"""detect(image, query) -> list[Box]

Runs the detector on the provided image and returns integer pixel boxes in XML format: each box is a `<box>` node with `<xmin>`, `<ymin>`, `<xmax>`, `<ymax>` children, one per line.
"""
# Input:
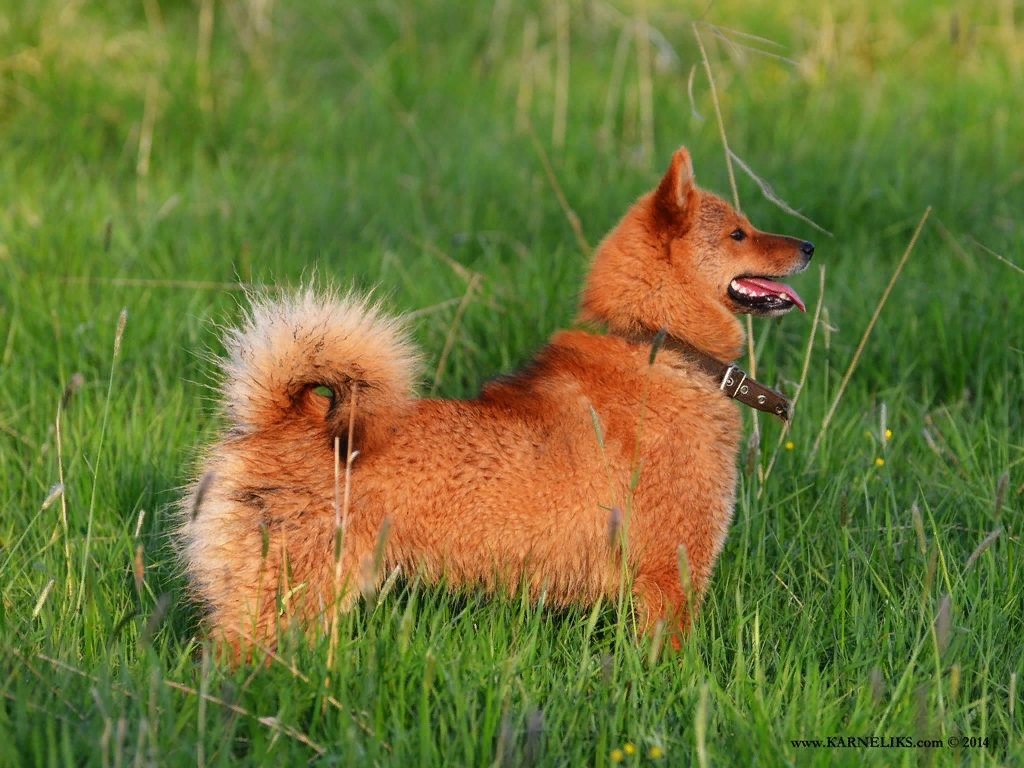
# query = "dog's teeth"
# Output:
<box><xmin>731</xmin><ymin>281</ymin><xmax>758</xmax><ymax>297</ymax></box>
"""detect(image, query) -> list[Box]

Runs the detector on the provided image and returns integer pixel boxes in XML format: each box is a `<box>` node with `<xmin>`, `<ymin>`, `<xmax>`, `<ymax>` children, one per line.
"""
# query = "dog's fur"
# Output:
<box><xmin>179</xmin><ymin>147</ymin><xmax>812</xmax><ymax>657</ymax></box>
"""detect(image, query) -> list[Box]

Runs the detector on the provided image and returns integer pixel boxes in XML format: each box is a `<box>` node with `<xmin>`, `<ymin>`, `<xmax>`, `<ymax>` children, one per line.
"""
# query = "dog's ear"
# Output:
<box><xmin>653</xmin><ymin>146</ymin><xmax>699</xmax><ymax>227</ymax></box>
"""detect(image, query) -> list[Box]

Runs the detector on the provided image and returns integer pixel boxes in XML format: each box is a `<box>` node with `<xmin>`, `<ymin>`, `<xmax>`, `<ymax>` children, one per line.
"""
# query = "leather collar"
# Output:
<box><xmin>616</xmin><ymin>329</ymin><xmax>792</xmax><ymax>422</ymax></box>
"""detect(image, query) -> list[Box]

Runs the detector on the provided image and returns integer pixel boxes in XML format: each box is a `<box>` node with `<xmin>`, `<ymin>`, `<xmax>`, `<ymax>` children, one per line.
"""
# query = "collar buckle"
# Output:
<box><xmin>719</xmin><ymin>365</ymin><xmax>749</xmax><ymax>399</ymax></box>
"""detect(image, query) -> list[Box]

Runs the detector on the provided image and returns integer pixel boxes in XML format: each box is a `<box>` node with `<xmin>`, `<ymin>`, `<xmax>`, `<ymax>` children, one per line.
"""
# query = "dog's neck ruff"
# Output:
<box><xmin>618</xmin><ymin>329</ymin><xmax>792</xmax><ymax>422</ymax></box>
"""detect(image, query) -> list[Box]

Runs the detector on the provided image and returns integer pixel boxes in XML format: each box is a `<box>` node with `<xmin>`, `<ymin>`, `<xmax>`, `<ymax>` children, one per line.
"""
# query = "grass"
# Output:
<box><xmin>1</xmin><ymin>0</ymin><xmax>1022</xmax><ymax>764</ymax></box>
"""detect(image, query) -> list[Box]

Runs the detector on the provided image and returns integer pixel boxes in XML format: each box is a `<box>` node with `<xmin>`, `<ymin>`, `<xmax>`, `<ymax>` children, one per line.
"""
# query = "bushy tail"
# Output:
<box><xmin>220</xmin><ymin>287</ymin><xmax>421</xmax><ymax>444</ymax></box>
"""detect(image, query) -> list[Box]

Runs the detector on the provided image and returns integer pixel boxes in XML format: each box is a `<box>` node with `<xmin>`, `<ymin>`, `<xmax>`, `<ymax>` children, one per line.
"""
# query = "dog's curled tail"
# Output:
<box><xmin>221</xmin><ymin>287</ymin><xmax>421</xmax><ymax>446</ymax></box>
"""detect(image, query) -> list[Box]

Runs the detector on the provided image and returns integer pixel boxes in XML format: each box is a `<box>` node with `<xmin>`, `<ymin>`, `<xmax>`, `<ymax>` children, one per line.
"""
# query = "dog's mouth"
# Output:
<box><xmin>728</xmin><ymin>276</ymin><xmax>806</xmax><ymax>315</ymax></box>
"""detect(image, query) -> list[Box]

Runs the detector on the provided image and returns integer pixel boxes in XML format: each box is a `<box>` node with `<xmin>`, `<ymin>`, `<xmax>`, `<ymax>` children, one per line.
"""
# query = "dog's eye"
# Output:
<box><xmin>730</xmin><ymin>229</ymin><xmax>746</xmax><ymax>241</ymax></box>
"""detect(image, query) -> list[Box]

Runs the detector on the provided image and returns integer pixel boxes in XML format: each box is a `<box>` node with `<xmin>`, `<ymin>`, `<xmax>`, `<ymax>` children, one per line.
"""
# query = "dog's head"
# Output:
<box><xmin>581</xmin><ymin>146</ymin><xmax>813</xmax><ymax>361</ymax></box>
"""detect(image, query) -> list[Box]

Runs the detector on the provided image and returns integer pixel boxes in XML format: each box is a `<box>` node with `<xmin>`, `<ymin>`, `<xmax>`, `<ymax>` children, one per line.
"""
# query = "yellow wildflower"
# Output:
<box><xmin>649</xmin><ymin>745</ymin><xmax>664</xmax><ymax>759</ymax></box>
<box><xmin>874</xmin><ymin>457</ymin><xmax>884</xmax><ymax>467</ymax></box>
<box><xmin>623</xmin><ymin>743</ymin><xmax>635</xmax><ymax>755</ymax></box>
<box><xmin>785</xmin><ymin>441</ymin><xmax>794</xmax><ymax>450</ymax></box>
<box><xmin>610</xmin><ymin>748</ymin><xmax>624</xmax><ymax>762</ymax></box>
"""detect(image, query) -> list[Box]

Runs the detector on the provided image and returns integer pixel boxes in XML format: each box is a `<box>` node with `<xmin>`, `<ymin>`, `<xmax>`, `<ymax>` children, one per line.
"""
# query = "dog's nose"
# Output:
<box><xmin>800</xmin><ymin>241</ymin><xmax>815</xmax><ymax>257</ymax></box>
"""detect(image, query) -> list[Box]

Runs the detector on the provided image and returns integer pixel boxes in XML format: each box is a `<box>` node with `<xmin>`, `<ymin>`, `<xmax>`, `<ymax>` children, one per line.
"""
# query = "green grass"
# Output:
<box><xmin>2</xmin><ymin>0</ymin><xmax>1022</xmax><ymax>764</ymax></box>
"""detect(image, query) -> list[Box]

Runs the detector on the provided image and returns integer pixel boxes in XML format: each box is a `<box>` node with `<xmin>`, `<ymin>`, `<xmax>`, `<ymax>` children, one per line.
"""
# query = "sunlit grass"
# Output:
<box><xmin>1</xmin><ymin>0</ymin><xmax>1021</xmax><ymax>765</ymax></box>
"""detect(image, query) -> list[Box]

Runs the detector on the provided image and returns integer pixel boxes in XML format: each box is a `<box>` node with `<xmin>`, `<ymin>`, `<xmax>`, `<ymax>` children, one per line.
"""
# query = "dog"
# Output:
<box><xmin>179</xmin><ymin>146</ymin><xmax>813</xmax><ymax>657</ymax></box>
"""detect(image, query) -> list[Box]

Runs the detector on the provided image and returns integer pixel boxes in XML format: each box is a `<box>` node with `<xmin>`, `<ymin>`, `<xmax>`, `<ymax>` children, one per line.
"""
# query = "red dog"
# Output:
<box><xmin>180</xmin><ymin>146</ymin><xmax>813</xmax><ymax>657</ymax></box>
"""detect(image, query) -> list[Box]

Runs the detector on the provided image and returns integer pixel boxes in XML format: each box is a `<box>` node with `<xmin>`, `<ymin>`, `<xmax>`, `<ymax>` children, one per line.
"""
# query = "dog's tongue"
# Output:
<box><xmin>735</xmin><ymin>277</ymin><xmax>806</xmax><ymax>312</ymax></box>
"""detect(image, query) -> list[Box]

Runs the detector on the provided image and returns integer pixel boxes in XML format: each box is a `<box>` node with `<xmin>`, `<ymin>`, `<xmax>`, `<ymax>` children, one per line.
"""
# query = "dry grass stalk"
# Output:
<box><xmin>527</xmin><ymin>125</ymin><xmax>592</xmax><ymax>258</ymax></box>
<box><xmin>430</xmin><ymin>274</ymin><xmax>481</xmax><ymax>396</ymax></box>
<box><xmin>635</xmin><ymin>1</ymin><xmax>654</xmax><ymax>162</ymax></box>
<box><xmin>807</xmin><ymin>207</ymin><xmax>931</xmax><ymax>466</ymax></box>
<box><xmin>759</xmin><ymin>265</ymin><xmax>826</xmax><ymax>494</ymax></box>
<box><xmin>552</xmin><ymin>0</ymin><xmax>570</xmax><ymax>151</ymax></box>
<box><xmin>515</xmin><ymin>16</ymin><xmax>539</xmax><ymax>132</ymax></box>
